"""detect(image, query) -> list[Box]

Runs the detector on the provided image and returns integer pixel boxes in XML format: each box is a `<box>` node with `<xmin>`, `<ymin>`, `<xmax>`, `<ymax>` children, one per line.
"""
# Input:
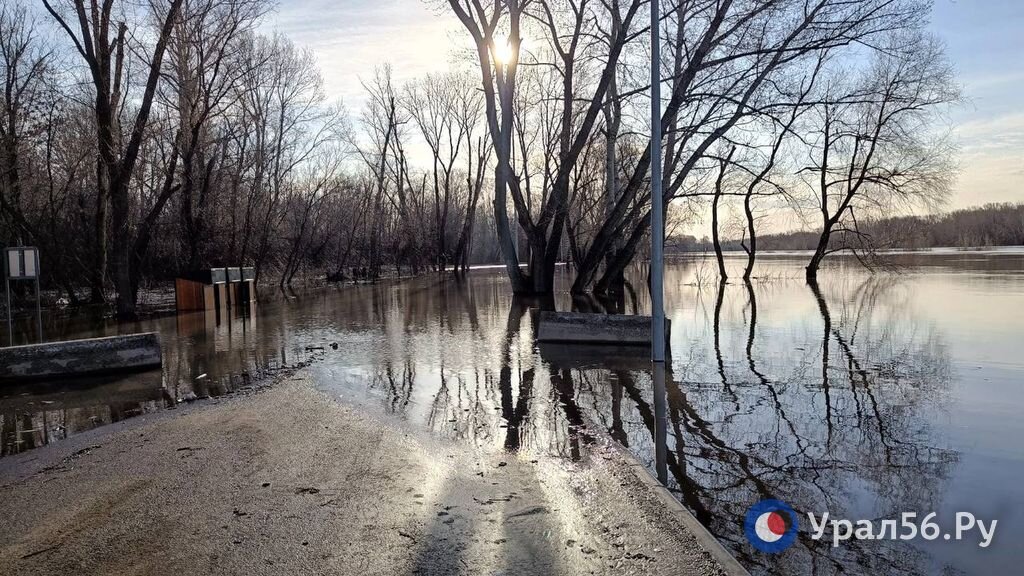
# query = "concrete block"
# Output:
<box><xmin>0</xmin><ymin>333</ymin><xmax>162</xmax><ymax>381</ymax></box>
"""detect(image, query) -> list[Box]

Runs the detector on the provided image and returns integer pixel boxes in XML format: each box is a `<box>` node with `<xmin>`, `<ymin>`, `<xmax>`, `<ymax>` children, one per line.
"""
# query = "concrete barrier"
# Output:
<box><xmin>535</xmin><ymin>311</ymin><xmax>670</xmax><ymax>346</ymax></box>
<box><xmin>0</xmin><ymin>333</ymin><xmax>162</xmax><ymax>381</ymax></box>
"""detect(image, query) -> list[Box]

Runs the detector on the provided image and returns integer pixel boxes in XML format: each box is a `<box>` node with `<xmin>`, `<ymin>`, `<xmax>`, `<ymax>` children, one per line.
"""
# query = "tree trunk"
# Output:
<box><xmin>111</xmin><ymin>178</ymin><xmax>133</xmax><ymax>318</ymax></box>
<box><xmin>90</xmin><ymin>158</ymin><xmax>109</xmax><ymax>304</ymax></box>
<box><xmin>742</xmin><ymin>192</ymin><xmax>757</xmax><ymax>281</ymax></box>
<box><xmin>712</xmin><ymin>149</ymin><xmax>733</xmax><ymax>282</ymax></box>
<box><xmin>596</xmin><ymin>211</ymin><xmax>649</xmax><ymax>294</ymax></box>
<box><xmin>588</xmin><ymin>69</ymin><xmax>624</xmax><ymax>296</ymax></box>
<box><xmin>712</xmin><ymin>185</ymin><xmax>726</xmax><ymax>282</ymax></box>
<box><xmin>527</xmin><ymin>232</ymin><xmax>550</xmax><ymax>293</ymax></box>
<box><xmin>806</xmin><ymin>227</ymin><xmax>831</xmax><ymax>283</ymax></box>
<box><xmin>494</xmin><ymin>156</ymin><xmax>527</xmax><ymax>291</ymax></box>
<box><xmin>453</xmin><ymin>146</ymin><xmax>484</xmax><ymax>274</ymax></box>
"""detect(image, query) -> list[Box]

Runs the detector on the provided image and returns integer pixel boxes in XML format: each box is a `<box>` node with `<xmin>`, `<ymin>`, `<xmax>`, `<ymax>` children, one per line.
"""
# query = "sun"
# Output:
<box><xmin>491</xmin><ymin>36</ymin><xmax>516</xmax><ymax>66</ymax></box>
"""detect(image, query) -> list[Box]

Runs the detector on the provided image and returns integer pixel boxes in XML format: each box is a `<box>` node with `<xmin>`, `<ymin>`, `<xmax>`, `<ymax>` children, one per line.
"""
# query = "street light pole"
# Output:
<box><xmin>4</xmin><ymin>275</ymin><xmax>11</xmax><ymax>346</ymax></box>
<box><xmin>650</xmin><ymin>0</ymin><xmax>665</xmax><ymax>363</ymax></box>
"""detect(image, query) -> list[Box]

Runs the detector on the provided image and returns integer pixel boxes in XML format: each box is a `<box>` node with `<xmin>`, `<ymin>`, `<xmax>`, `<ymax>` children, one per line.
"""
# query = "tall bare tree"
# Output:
<box><xmin>800</xmin><ymin>33</ymin><xmax>957</xmax><ymax>281</ymax></box>
<box><xmin>446</xmin><ymin>0</ymin><xmax>528</xmax><ymax>290</ymax></box>
<box><xmin>571</xmin><ymin>0</ymin><xmax>931</xmax><ymax>295</ymax></box>
<box><xmin>166</xmin><ymin>0</ymin><xmax>268</xmax><ymax>271</ymax></box>
<box><xmin>44</xmin><ymin>0</ymin><xmax>184</xmax><ymax>317</ymax></box>
<box><xmin>0</xmin><ymin>4</ymin><xmax>52</xmax><ymax>246</ymax></box>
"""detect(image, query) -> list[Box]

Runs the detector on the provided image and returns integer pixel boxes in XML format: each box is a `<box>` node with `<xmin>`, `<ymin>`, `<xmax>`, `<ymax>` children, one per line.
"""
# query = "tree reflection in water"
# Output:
<box><xmin>582</xmin><ymin>276</ymin><xmax>955</xmax><ymax>576</ymax></box>
<box><xmin>348</xmin><ymin>271</ymin><xmax>957</xmax><ymax>576</ymax></box>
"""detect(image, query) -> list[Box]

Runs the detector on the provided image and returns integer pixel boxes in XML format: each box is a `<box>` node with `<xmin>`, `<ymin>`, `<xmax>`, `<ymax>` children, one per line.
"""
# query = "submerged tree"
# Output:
<box><xmin>445</xmin><ymin>0</ymin><xmax>527</xmax><ymax>290</ymax></box>
<box><xmin>799</xmin><ymin>33</ymin><xmax>957</xmax><ymax>282</ymax></box>
<box><xmin>571</xmin><ymin>0</ymin><xmax>940</xmax><ymax>294</ymax></box>
<box><xmin>445</xmin><ymin>0</ymin><xmax>645</xmax><ymax>294</ymax></box>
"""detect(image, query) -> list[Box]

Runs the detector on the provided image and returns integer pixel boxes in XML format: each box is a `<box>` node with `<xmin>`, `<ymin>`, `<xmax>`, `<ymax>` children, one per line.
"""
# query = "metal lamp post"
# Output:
<box><xmin>650</xmin><ymin>0</ymin><xmax>665</xmax><ymax>363</ymax></box>
<box><xmin>649</xmin><ymin>1</ymin><xmax>670</xmax><ymax>491</ymax></box>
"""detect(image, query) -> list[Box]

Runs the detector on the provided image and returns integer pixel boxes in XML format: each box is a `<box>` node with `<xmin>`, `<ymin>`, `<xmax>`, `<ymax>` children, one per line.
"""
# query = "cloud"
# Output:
<box><xmin>955</xmin><ymin>112</ymin><xmax>1024</xmax><ymax>154</ymax></box>
<box><xmin>262</xmin><ymin>0</ymin><xmax>465</xmax><ymax>108</ymax></box>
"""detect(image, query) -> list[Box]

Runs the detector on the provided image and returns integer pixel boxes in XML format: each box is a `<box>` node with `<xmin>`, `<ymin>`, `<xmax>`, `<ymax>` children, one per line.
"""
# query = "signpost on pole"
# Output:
<box><xmin>650</xmin><ymin>0</ymin><xmax>665</xmax><ymax>363</ymax></box>
<box><xmin>4</xmin><ymin>247</ymin><xmax>43</xmax><ymax>346</ymax></box>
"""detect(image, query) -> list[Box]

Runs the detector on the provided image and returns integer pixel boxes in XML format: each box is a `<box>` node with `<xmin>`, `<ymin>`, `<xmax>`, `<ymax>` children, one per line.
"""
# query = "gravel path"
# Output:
<box><xmin>0</xmin><ymin>370</ymin><xmax>742</xmax><ymax>576</ymax></box>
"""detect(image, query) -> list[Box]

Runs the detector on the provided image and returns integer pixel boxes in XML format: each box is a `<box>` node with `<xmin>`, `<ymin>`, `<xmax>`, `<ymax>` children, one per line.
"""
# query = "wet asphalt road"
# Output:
<box><xmin>0</xmin><ymin>370</ymin><xmax>736</xmax><ymax>576</ymax></box>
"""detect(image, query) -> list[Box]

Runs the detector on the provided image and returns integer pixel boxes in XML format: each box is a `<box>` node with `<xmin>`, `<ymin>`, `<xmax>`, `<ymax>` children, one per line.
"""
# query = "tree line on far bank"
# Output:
<box><xmin>1</xmin><ymin>0</ymin><xmax>961</xmax><ymax>319</ymax></box>
<box><xmin>674</xmin><ymin>202</ymin><xmax>1024</xmax><ymax>254</ymax></box>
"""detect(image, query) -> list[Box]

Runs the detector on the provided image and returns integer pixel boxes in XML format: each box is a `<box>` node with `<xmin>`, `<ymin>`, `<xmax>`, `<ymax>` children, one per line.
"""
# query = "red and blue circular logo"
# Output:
<box><xmin>744</xmin><ymin>499</ymin><xmax>799</xmax><ymax>553</ymax></box>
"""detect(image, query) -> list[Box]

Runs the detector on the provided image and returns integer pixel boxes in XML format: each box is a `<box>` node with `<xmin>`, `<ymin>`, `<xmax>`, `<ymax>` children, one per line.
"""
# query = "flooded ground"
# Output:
<box><xmin>2</xmin><ymin>250</ymin><xmax>1023</xmax><ymax>576</ymax></box>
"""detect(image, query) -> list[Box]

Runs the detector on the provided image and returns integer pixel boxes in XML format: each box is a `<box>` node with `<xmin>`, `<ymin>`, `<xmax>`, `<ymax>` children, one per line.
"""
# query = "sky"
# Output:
<box><xmin>263</xmin><ymin>0</ymin><xmax>1024</xmax><ymax>216</ymax></box>
<box><xmin>264</xmin><ymin>0</ymin><xmax>463</xmax><ymax>103</ymax></box>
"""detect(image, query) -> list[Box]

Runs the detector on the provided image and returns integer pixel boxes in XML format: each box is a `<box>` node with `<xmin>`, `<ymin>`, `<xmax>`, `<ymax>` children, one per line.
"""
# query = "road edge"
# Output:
<box><xmin>589</xmin><ymin>429</ymin><xmax>752</xmax><ymax>576</ymax></box>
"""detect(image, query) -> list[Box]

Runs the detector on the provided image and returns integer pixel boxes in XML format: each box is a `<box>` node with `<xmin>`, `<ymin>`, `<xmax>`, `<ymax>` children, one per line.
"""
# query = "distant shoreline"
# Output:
<box><xmin>665</xmin><ymin>245</ymin><xmax>1024</xmax><ymax>257</ymax></box>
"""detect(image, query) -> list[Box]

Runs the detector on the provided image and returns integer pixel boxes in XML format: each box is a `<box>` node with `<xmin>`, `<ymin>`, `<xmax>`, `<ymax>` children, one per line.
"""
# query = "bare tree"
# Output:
<box><xmin>359</xmin><ymin>65</ymin><xmax>415</xmax><ymax>277</ymax></box>
<box><xmin>800</xmin><ymin>33</ymin><xmax>957</xmax><ymax>282</ymax></box>
<box><xmin>711</xmin><ymin>147</ymin><xmax>736</xmax><ymax>281</ymax></box>
<box><xmin>166</xmin><ymin>0</ymin><xmax>268</xmax><ymax>271</ymax></box>
<box><xmin>445</xmin><ymin>0</ymin><xmax>529</xmax><ymax>290</ymax></box>
<box><xmin>241</xmin><ymin>35</ymin><xmax>335</xmax><ymax>281</ymax></box>
<box><xmin>404</xmin><ymin>72</ymin><xmax>475</xmax><ymax>269</ymax></box>
<box><xmin>43</xmin><ymin>0</ymin><xmax>184</xmax><ymax>317</ymax></box>
<box><xmin>279</xmin><ymin>143</ymin><xmax>346</xmax><ymax>288</ymax></box>
<box><xmin>0</xmin><ymin>3</ymin><xmax>52</xmax><ymax>246</ymax></box>
<box><xmin>572</xmin><ymin>0</ymin><xmax>931</xmax><ymax>295</ymax></box>
<box><xmin>448</xmin><ymin>75</ymin><xmax>489</xmax><ymax>272</ymax></box>
<box><xmin>731</xmin><ymin>61</ymin><xmax>822</xmax><ymax>281</ymax></box>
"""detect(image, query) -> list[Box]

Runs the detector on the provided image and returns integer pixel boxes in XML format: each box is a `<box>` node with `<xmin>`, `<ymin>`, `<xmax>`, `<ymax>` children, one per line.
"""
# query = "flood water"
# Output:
<box><xmin>2</xmin><ymin>250</ymin><xmax>1023</xmax><ymax>576</ymax></box>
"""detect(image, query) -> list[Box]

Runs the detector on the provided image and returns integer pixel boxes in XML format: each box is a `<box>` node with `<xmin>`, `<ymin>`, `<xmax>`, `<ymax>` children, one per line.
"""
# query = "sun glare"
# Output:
<box><xmin>492</xmin><ymin>36</ymin><xmax>515</xmax><ymax>65</ymax></box>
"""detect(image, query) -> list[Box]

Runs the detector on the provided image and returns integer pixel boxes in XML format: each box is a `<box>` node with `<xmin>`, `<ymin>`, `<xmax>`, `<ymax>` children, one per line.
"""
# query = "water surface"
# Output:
<box><xmin>2</xmin><ymin>251</ymin><xmax>1022</xmax><ymax>576</ymax></box>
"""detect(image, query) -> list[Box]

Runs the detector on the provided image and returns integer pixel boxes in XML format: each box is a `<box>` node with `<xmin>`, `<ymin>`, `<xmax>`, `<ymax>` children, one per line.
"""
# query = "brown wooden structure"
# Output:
<box><xmin>175</xmin><ymin>267</ymin><xmax>255</xmax><ymax>312</ymax></box>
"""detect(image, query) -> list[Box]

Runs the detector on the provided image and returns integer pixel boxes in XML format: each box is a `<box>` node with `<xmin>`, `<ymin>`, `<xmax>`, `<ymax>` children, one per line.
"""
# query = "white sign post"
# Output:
<box><xmin>4</xmin><ymin>247</ymin><xmax>43</xmax><ymax>346</ymax></box>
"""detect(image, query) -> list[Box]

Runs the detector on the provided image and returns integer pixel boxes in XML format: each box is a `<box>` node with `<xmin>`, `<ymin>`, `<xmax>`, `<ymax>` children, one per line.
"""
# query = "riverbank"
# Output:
<box><xmin>0</xmin><ymin>369</ymin><xmax>744</xmax><ymax>576</ymax></box>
